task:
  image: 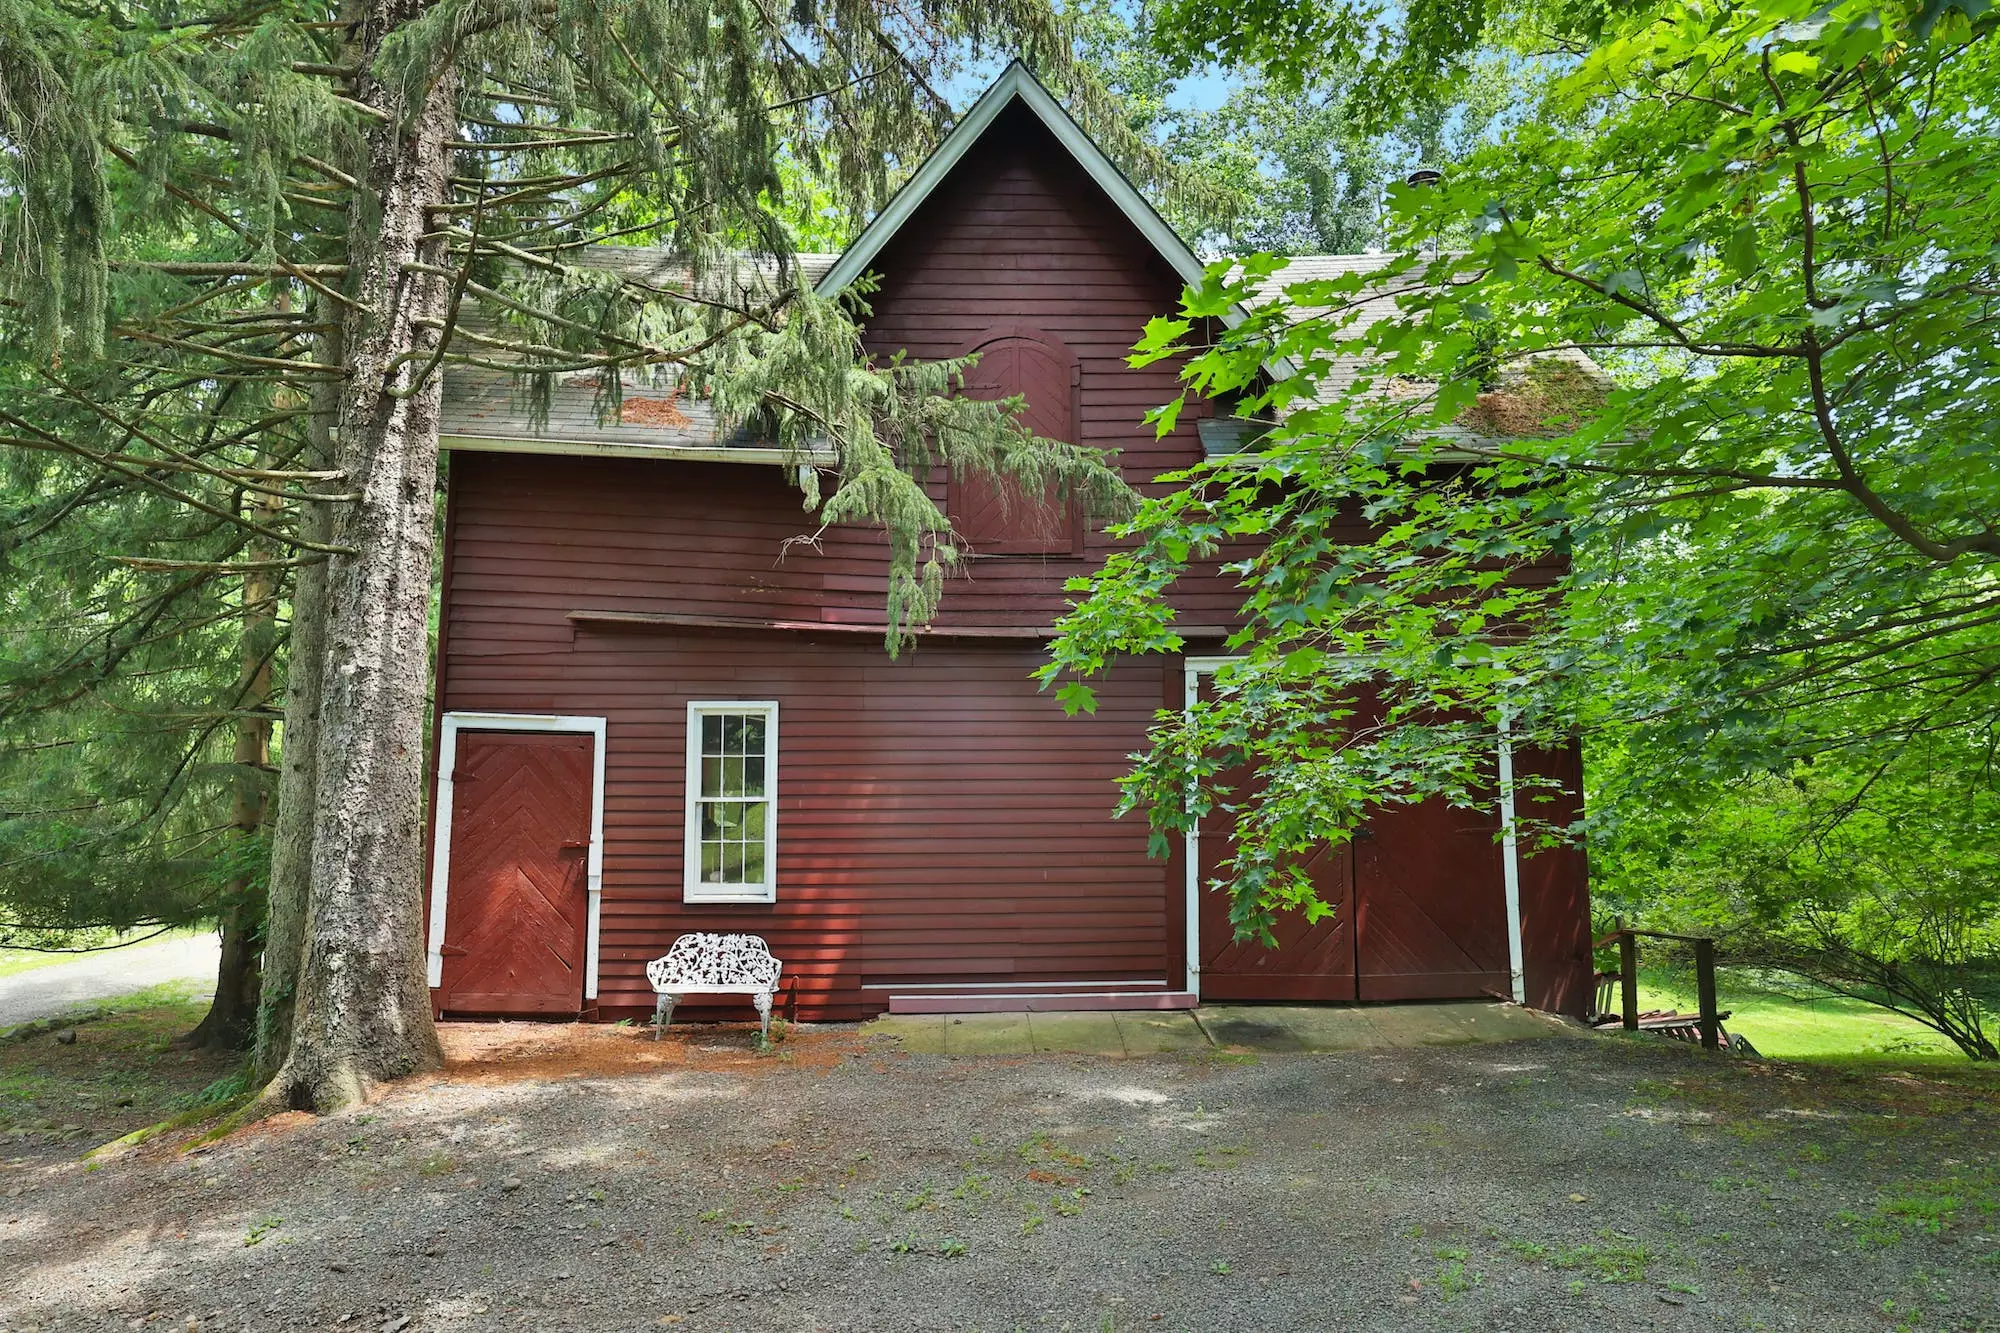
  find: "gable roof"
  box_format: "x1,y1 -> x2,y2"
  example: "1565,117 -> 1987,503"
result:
814,61 -> 1208,297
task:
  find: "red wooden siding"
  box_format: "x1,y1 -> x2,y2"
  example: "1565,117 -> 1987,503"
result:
441,614 -> 1172,1018
429,92 -> 1595,1020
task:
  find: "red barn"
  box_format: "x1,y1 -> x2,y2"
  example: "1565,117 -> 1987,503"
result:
422,64 -> 1593,1024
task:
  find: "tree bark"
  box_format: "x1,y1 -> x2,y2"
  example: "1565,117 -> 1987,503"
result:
267,14 -> 454,1111
184,489 -> 279,1052
254,315 -> 341,1080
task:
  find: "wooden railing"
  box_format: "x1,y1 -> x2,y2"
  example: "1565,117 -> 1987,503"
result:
1594,921 -> 1723,1052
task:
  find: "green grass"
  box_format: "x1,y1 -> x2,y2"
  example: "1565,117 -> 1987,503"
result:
1635,966 -> 1961,1062
2,981 -> 231,1150
0,926 -> 208,980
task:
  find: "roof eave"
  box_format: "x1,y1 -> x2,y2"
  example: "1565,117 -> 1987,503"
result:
814,61 -> 1211,300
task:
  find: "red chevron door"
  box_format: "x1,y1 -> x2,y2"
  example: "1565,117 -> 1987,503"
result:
438,730 -> 594,1016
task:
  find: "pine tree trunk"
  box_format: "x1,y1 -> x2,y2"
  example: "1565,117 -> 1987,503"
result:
267,21 -> 454,1111
185,492 -> 279,1052
255,317 -> 341,1080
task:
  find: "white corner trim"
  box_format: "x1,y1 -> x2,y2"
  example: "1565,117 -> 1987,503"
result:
682,700 -> 781,905
816,62 -> 1210,299
1497,711 -> 1527,1004
1181,656 -> 1242,999
427,712 -> 609,1000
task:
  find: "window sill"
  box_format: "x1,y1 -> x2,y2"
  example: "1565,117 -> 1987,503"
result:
683,888 -> 778,906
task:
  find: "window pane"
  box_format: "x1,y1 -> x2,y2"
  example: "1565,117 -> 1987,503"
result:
700,803 -> 726,840
701,714 -> 723,755
742,756 -> 766,797
742,715 -> 765,755
740,840 -> 765,885
721,841 -> 744,882
701,756 -> 723,796
743,802 -> 766,840
721,714 -> 744,754
720,756 -> 744,797
700,841 -> 722,882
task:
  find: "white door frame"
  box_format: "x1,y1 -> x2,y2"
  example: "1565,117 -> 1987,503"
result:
1180,658 -> 1527,1005
426,711 -> 609,1000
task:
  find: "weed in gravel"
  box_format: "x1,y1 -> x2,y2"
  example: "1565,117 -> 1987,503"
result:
1504,1238 -> 1548,1261
951,1172 -> 992,1203
418,1152 -> 455,1177
1021,1209 -> 1045,1236
244,1216 -> 282,1246
1432,1248 -> 1481,1300
1550,1231 -> 1652,1283
1211,1259 -> 1231,1275
901,1185 -> 935,1212
937,1238 -> 967,1257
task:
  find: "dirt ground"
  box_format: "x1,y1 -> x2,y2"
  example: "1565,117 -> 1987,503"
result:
4,1017 -> 1999,1332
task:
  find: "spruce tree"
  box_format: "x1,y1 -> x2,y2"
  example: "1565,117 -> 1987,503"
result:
3,0 -> 1158,1108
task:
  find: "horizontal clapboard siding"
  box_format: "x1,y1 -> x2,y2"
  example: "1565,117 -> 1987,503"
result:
429,99 -> 1589,1021
443,627 -> 1173,1019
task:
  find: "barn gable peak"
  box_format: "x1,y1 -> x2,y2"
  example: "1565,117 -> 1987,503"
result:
815,61 -> 1207,298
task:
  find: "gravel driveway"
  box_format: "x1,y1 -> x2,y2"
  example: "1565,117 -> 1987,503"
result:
4,1022 -> 1996,1332
0,935 -> 218,1029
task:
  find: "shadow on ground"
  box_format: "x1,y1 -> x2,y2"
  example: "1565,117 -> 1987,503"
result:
3,1015 -> 1997,1332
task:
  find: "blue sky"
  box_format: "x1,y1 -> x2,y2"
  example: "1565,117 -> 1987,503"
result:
943,52 -> 1237,115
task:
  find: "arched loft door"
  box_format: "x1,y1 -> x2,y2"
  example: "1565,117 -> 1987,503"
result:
951,330 -> 1083,556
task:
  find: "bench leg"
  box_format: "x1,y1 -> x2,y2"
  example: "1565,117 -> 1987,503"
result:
754,991 -> 773,1046
654,993 -> 678,1041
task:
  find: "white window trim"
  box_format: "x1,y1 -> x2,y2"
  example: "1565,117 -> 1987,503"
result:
683,701 -> 780,904
1180,658 -> 1527,1003
426,712 -> 608,999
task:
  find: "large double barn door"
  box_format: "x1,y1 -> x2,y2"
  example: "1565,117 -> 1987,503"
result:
1188,665 -> 1514,1003
432,723 -> 600,1017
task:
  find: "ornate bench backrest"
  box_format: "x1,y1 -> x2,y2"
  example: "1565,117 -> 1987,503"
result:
647,932 -> 782,991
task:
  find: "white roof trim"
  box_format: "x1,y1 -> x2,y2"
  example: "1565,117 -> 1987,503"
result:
816,61 -> 1209,298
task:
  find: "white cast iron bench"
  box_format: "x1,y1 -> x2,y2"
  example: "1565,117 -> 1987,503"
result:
646,932 -> 784,1043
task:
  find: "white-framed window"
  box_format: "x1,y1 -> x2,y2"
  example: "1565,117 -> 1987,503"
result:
683,701 -> 779,903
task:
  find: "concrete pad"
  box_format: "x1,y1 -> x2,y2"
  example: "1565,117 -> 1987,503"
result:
1455,1003 -> 1578,1042
867,1013 -> 946,1053
1026,1011 -> 1127,1055
1266,1005 -> 1392,1052
1196,1007 -> 1307,1052
1114,1011 -> 1210,1055
943,1013 -> 1034,1055
1358,1003 -> 1486,1046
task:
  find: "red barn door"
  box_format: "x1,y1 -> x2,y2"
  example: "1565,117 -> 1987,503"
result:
438,730 -> 594,1016
1187,666 -> 1513,1004
1353,797 -> 1511,1001
1190,673 -> 1357,1001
